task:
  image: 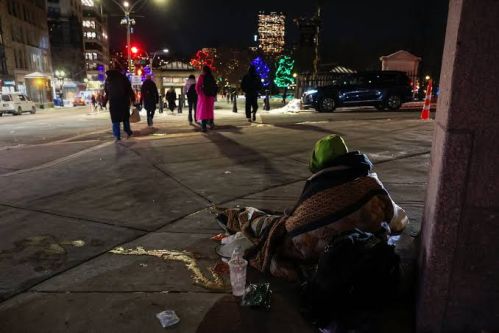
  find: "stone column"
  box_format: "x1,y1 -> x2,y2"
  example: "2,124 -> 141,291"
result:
417,0 -> 499,332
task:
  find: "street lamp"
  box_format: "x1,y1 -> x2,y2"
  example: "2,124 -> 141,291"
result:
149,48 -> 169,72
109,0 -> 166,72
54,70 -> 66,100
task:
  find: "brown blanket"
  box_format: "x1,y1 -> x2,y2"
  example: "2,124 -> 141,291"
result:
223,175 -> 396,281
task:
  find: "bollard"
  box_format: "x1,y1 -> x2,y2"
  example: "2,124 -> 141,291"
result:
264,94 -> 270,111
232,94 -> 238,113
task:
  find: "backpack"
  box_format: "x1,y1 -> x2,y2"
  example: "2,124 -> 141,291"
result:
202,74 -> 218,97
301,229 -> 400,328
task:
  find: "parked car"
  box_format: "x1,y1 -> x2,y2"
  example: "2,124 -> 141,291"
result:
0,93 -> 36,116
302,71 -> 413,112
73,97 -> 86,106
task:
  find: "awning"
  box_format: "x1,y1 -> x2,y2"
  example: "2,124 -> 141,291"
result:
24,72 -> 51,79
63,81 -> 78,88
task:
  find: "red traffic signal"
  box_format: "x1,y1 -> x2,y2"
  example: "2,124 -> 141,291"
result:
131,46 -> 139,54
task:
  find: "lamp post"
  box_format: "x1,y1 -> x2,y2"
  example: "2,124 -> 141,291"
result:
110,0 -> 165,72
54,70 -> 66,100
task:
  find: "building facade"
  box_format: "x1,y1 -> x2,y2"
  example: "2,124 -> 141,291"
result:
155,61 -> 201,96
81,0 -> 109,90
380,50 -> 422,93
257,12 -> 285,55
0,0 -> 53,105
294,16 -> 320,73
47,0 -> 86,83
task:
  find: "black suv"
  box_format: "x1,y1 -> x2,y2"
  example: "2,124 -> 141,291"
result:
302,71 -> 413,112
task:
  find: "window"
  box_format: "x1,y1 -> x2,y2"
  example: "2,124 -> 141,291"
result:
0,17 -> 4,46
14,49 -> 19,68
83,31 -> 97,39
7,0 -> 12,15
1,95 -> 11,102
18,95 -> 26,101
82,20 -> 95,29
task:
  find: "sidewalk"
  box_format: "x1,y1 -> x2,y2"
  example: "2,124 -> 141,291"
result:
0,111 -> 433,332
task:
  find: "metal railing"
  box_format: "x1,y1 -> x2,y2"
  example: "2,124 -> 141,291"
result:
295,72 -> 349,97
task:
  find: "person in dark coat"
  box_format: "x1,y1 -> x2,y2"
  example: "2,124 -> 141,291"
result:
159,93 -> 164,113
91,94 -> 97,111
184,75 -> 198,124
241,65 -> 263,122
104,69 -> 135,141
165,87 -> 177,113
140,75 -> 159,127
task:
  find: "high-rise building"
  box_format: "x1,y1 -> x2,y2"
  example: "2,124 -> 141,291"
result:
47,0 -> 86,82
81,0 -> 109,89
257,12 -> 286,55
294,16 -> 320,73
0,0 -> 53,105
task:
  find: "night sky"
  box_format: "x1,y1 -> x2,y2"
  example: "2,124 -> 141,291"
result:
106,0 -> 449,78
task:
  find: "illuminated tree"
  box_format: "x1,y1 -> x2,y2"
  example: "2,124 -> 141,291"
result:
190,49 -> 216,71
251,56 -> 271,87
274,55 -> 295,88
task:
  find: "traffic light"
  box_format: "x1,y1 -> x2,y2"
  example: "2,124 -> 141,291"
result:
131,46 -> 139,55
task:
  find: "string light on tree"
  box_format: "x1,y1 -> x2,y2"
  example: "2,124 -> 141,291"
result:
274,55 -> 295,88
251,56 -> 271,87
190,49 -> 217,71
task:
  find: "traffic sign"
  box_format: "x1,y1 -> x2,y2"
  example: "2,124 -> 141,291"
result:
130,75 -> 142,86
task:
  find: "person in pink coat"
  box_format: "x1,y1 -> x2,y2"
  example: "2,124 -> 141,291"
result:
195,65 -> 218,132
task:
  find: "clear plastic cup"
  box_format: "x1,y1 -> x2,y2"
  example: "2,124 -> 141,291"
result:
228,258 -> 248,296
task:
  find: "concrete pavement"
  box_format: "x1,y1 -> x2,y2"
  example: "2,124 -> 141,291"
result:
0,103 -> 433,332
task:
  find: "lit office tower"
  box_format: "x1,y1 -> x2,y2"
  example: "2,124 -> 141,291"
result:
257,12 -> 285,55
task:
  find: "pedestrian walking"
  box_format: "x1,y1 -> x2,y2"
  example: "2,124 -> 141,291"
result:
195,65 -> 218,132
166,87 -> 176,113
159,93 -> 164,113
178,93 -> 184,114
103,68 -> 135,141
184,75 -> 198,124
91,94 -> 97,112
241,65 -> 263,122
96,93 -> 103,111
140,75 -> 159,127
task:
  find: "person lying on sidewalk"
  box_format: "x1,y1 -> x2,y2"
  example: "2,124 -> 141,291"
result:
213,134 -> 409,281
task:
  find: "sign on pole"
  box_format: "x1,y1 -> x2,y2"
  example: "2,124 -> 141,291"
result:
130,75 -> 142,86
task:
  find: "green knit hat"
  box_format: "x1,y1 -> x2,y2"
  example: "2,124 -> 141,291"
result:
309,135 -> 348,173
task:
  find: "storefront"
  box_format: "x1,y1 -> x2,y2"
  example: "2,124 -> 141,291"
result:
155,61 -> 202,96
0,76 -> 16,94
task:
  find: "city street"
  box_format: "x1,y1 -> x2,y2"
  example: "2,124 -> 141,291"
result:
0,102 -> 433,332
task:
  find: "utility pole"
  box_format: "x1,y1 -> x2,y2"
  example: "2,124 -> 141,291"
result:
111,0 -> 150,72
313,0 -> 322,79
126,12 -> 131,72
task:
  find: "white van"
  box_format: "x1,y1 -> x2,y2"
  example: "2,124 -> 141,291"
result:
0,93 -> 37,116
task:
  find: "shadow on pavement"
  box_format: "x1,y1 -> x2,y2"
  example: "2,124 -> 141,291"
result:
203,130 -> 298,188
271,123 -> 346,136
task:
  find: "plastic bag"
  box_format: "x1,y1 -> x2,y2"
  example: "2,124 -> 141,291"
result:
156,310 -> 180,328
241,283 -> 272,310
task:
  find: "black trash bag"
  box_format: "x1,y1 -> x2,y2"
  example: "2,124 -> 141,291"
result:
301,228 -> 400,329
241,283 -> 272,310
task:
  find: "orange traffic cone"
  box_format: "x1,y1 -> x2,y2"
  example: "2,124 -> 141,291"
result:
420,79 -> 433,120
